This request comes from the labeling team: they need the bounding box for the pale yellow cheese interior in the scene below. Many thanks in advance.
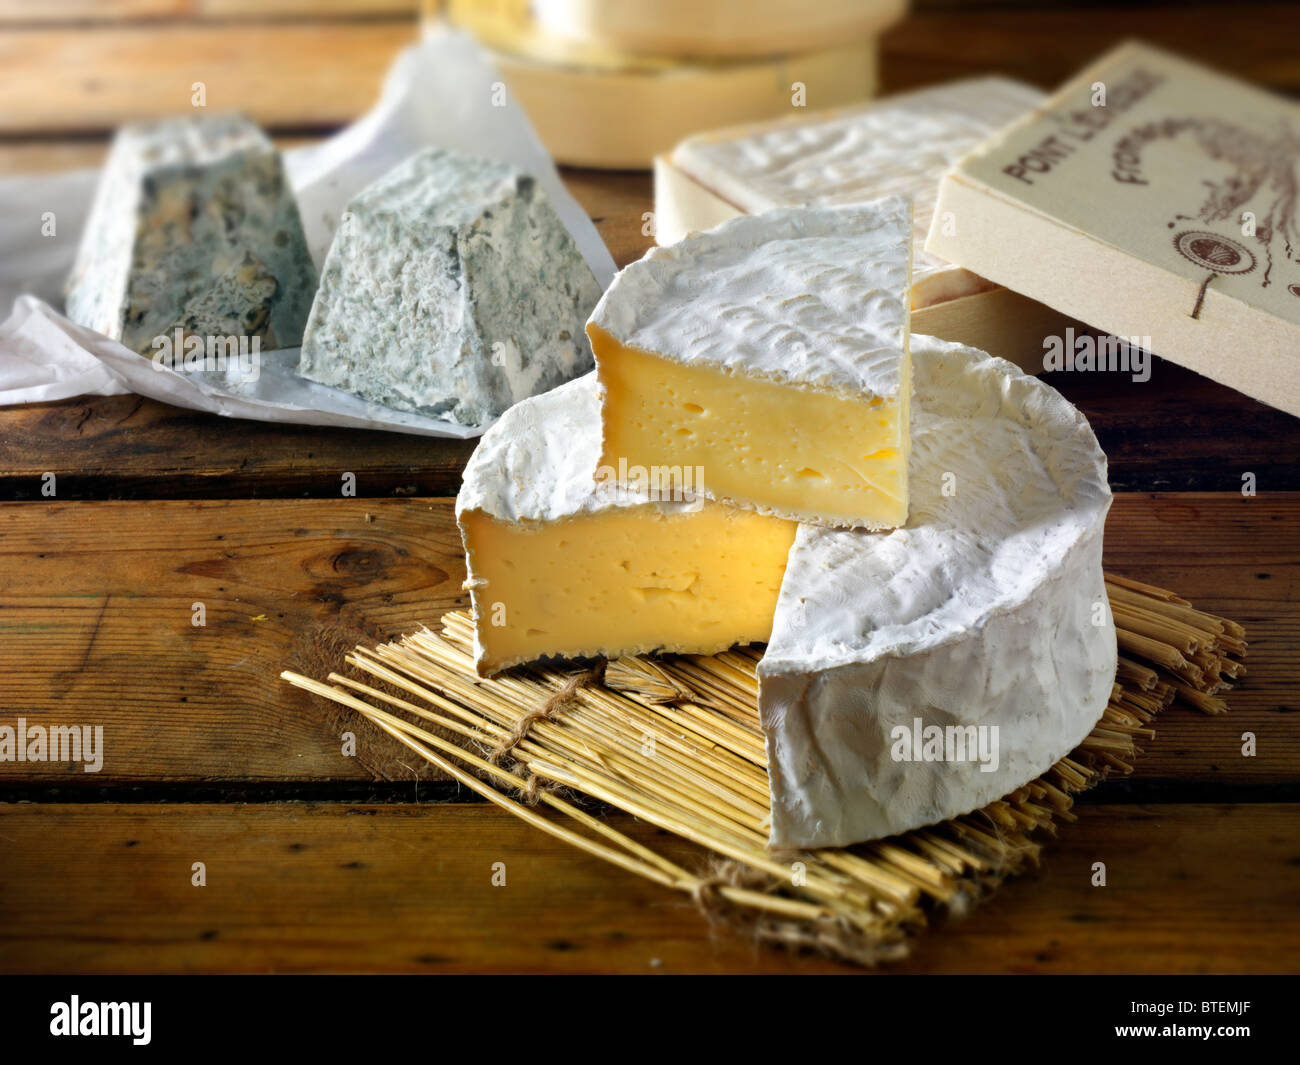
[463,502,797,675]
[590,324,909,529]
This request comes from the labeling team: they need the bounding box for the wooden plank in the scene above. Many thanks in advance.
[1102,493,1297,788]
[0,141,110,175]
[0,0,416,23]
[0,394,480,500]
[0,0,1282,30]
[0,802,1295,973]
[559,167,655,269]
[0,493,1292,787]
[0,6,1296,137]
[0,0,1215,27]
[1,139,1295,498]
[905,802,1300,974]
[0,497,468,783]
[0,23,418,134]
[879,5,1300,95]
[196,0,417,14]
[1047,358,1300,494]
[0,0,188,22]
[0,352,1295,500]
[0,136,318,174]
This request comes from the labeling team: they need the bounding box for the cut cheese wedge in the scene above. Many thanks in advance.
[589,201,912,530]
[658,78,1043,304]
[651,77,1086,373]
[760,336,1114,847]
[454,335,1115,848]
[456,374,797,675]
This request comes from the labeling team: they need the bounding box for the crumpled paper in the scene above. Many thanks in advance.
[0,27,616,438]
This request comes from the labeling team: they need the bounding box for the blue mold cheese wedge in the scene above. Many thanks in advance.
[455,336,1114,849]
[588,200,913,530]
[65,112,317,355]
[297,148,603,428]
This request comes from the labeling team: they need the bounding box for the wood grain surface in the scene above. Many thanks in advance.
[0,23,419,134]
[879,4,1300,94]
[0,0,418,21]
[0,160,1292,501]
[1,354,1297,501]
[0,4,1295,138]
[0,802,1295,974]
[0,1,1296,974]
[0,493,1293,789]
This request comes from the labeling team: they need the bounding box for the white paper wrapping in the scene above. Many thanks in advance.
[0,27,616,438]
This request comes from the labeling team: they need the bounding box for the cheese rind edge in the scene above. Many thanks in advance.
[758,334,1115,848]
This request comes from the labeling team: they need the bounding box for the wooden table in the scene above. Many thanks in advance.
[0,1,1298,975]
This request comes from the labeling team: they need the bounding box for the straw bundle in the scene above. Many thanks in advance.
[282,573,1246,966]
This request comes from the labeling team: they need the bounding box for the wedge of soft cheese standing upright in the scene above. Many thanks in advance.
[658,78,1042,305]
[589,201,912,530]
[298,148,603,428]
[456,374,797,676]
[653,78,1080,372]
[65,112,317,354]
